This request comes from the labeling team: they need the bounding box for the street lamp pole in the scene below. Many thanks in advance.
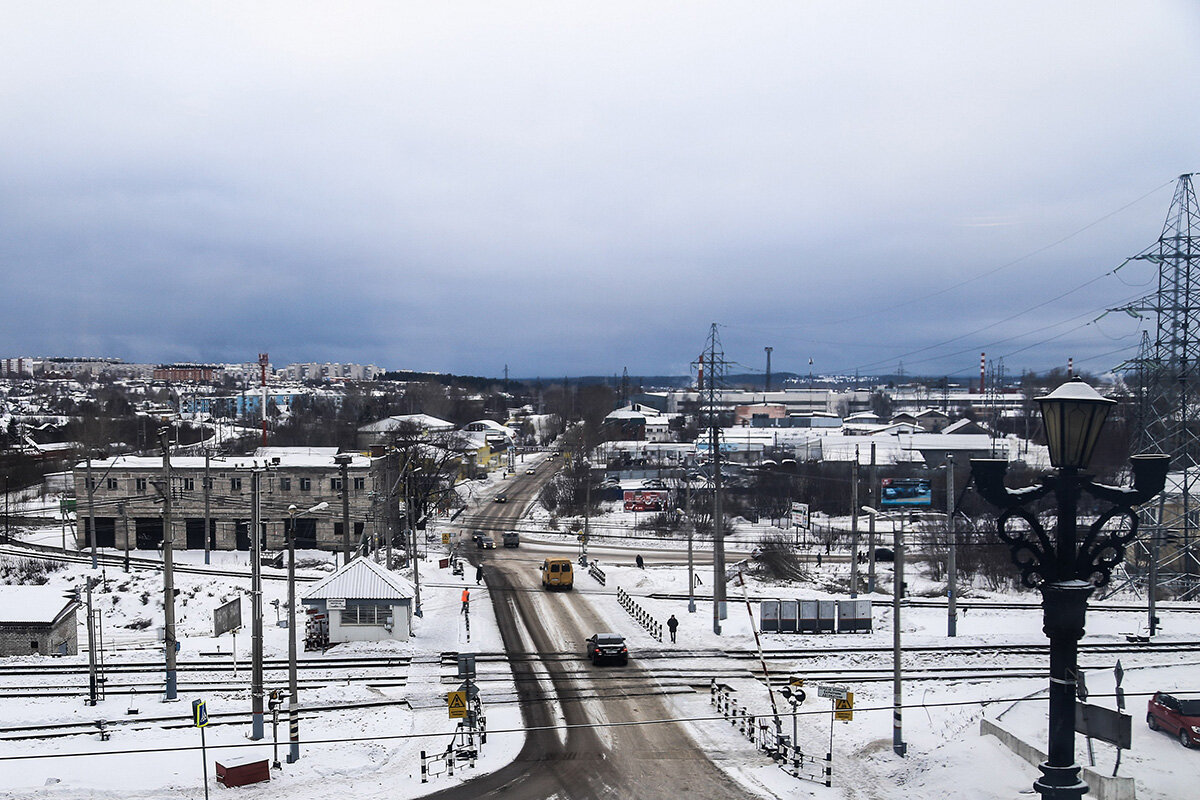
[335,453,352,566]
[972,379,1168,800]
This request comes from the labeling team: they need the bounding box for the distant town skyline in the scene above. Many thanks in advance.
[3,4,1197,380]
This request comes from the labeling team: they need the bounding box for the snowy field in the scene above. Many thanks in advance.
[1,482,1198,799]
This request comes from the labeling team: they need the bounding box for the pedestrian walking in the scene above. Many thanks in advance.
[475,564,483,585]
[667,614,679,644]
[816,552,823,567]
[635,554,645,569]
[461,588,470,614]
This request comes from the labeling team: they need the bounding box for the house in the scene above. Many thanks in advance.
[356,414,456,449]
[0,586,79,656]
[301,557,415,644]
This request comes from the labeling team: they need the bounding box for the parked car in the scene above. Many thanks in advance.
[1148,691,1200,747]
[585,633,628,666]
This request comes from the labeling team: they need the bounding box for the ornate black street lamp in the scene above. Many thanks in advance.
[971,378,1169,800]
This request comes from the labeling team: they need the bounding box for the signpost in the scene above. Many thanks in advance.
[326,598,346,611]
[447,691,467,719]
[192,699,210,800]
[213,598,242,674]
[818,684,852,771]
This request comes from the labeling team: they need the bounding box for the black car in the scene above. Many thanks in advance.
[494,492,508,503]
[586,633,628,666]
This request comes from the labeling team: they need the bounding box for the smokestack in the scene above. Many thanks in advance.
[980,353,986,395]
[1067,357,1074,378]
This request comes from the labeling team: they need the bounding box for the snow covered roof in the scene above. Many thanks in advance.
[302,557,414,602]
[0,586,78,625]
[358,414,455,434]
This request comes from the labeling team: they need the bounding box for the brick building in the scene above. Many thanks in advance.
[0,586,79,656]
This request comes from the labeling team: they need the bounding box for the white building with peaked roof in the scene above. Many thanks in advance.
[301,557,415,643]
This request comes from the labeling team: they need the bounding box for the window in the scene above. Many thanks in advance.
[279,476,292,491]
[106,478,118,490]
[182,478,195,491]
[342,604,391,626]
[353,477,366,491]
[299,478,311,492]
[231,477,243,491]
[331,477,343,491]
[135,478,147,493]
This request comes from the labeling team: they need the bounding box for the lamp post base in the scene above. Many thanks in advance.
[1033,762,1088,800]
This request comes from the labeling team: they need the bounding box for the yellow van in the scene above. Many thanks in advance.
[541,557,574,590]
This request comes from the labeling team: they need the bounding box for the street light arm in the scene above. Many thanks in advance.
[1082,454,1170,507]
[969,459,1054,510]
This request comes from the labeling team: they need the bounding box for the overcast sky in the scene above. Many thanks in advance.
[2,2,1198,381]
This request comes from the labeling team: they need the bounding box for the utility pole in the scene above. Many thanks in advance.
[850,450,859,598]
[119,503,129,572]
[250,467,265,740]
[893,512,906,757]
[259,353,269,447]
[203,450,211,566]
[336,454,352,565]
[160,427,177,701]
[867,443,878,593]
[86,455,97,568]
[85,577,98,705]
[947,454,957,637]
[286,512,299,763]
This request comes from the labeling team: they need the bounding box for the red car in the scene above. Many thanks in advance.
[1147,691,1200,748]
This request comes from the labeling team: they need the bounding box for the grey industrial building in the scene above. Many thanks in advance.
[71,448,373,553]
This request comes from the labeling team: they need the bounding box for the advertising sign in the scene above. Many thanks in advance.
[880,477,932,507]
[624,490,668,512]
[791,502,810,530]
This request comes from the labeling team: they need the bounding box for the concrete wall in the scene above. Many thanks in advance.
[980,717,1135,800]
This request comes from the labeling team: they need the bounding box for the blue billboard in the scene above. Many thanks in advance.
[880,477,931,507]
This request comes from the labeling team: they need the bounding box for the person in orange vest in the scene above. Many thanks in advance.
[461,588,470,614]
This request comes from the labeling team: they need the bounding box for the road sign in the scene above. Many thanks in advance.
[192,699,209,728]
[447,691,467,719]
[790,676,805,687]
[818,684,848,700]
[213,597,241,637]
[834,693,854,722]
[442,532,451,544]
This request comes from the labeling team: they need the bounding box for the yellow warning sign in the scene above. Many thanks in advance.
[447,691,467,719]
[834,692,854,722]
[441,532,451,545]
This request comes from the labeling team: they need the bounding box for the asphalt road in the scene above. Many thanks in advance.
[421,464,750,800]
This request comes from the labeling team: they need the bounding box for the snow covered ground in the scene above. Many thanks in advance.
[1,484,1198,799]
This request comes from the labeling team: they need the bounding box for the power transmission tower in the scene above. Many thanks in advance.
[1123,173,1200,601]
[693,324,730,633]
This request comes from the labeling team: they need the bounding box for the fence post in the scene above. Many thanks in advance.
[421,751,427,783]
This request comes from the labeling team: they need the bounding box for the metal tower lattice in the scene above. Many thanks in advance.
[1129,174,1200,598]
